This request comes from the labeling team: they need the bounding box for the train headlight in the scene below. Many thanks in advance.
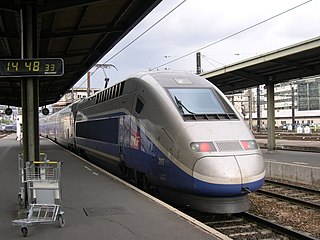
[190,142,216,152]
[241,140,258,150]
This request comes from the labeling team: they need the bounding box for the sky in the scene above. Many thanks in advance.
[74,0,320,90]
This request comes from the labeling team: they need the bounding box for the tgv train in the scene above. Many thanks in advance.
[39,71,265,213]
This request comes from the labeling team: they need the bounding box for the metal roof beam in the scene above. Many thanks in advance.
[63,6,88,57]
[229,70,268,85]
[39,0,108,14]
[41,25,124,39]
[0,3,19,12]
[0,13,12,56]
[0,31,18,38]
[202,37,320,79]
[49,50,97,57]
[0,0,162,106]
[271,58,314,72]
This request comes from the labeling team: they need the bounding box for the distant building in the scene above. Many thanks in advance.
[51,88,100,112]
[229,75,320,128]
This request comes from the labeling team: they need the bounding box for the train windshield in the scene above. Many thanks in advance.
[168,88,233,115]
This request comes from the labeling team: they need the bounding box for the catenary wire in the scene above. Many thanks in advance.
[75,0,187,89]
[151,0,312,70]
[75,0,311,89]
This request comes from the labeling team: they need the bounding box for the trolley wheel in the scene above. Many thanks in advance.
[58,214,65,228]
[21,227,28,237]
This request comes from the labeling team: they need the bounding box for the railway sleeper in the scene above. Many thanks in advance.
[214,223,256,230]
[228,231,259,238]
[204,218,244,225]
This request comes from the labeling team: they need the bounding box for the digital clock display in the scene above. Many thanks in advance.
[0,58,64,77]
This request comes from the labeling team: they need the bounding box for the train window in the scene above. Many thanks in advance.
[168,88,233,115]
[135,97,144,114]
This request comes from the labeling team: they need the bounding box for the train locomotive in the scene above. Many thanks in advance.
[40,71,265,214]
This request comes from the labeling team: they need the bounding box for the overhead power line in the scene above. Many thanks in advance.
[102,0,187,64]
[151,0,312,70]
[75,0,187,89]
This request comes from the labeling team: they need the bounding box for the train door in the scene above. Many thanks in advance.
[71,102,78,149]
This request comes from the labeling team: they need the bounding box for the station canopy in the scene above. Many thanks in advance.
[0,0,161,107]
[201,36,320,93]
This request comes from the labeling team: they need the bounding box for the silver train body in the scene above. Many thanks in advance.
[40,71,265,213]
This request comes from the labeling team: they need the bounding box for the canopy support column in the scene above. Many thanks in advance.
[266,82,275,150]
[21,1,40,208]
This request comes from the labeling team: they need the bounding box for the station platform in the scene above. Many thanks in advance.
[256,137,320,187]
[256,138,320,152]
[0,134,225,239]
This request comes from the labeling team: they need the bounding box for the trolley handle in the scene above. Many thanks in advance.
[33,161,58,164]
[33,160,63,165]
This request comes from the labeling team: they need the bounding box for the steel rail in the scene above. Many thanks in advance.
[257,189,320,210]
[241,212,319,240]
[259,180,320,210]
[265,179,320,194]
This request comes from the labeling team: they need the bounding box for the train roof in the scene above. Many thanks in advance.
[57,71,215,111]
[133,71,212,88]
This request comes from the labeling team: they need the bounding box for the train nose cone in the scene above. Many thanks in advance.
[192,156,243,196]
[192,154,265,196]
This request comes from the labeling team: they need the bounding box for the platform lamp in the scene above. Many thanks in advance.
[5,106,13,116]
[41,106,49,116]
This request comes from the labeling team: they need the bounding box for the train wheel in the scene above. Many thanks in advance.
[137,172,150,192]
[79,149,87,159]
[119,162,129,180]
[141,174,150,192]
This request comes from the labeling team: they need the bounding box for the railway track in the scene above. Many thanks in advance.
[254,132,320,141]
[177,207,317,240]
[258,179,320,210]
[176,180,320,239]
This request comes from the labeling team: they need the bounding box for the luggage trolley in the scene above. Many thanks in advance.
[17,153,48,208]
[13,160,65,237]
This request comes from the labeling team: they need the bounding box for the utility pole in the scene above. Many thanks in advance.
[87,71,91,97]
[196,52,201,74]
